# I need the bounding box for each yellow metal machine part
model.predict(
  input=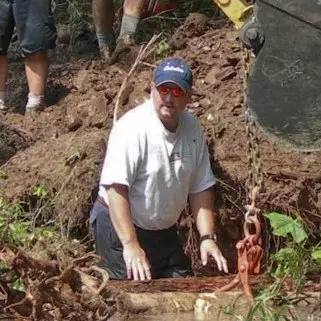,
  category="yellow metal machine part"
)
[214,0,253,29]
